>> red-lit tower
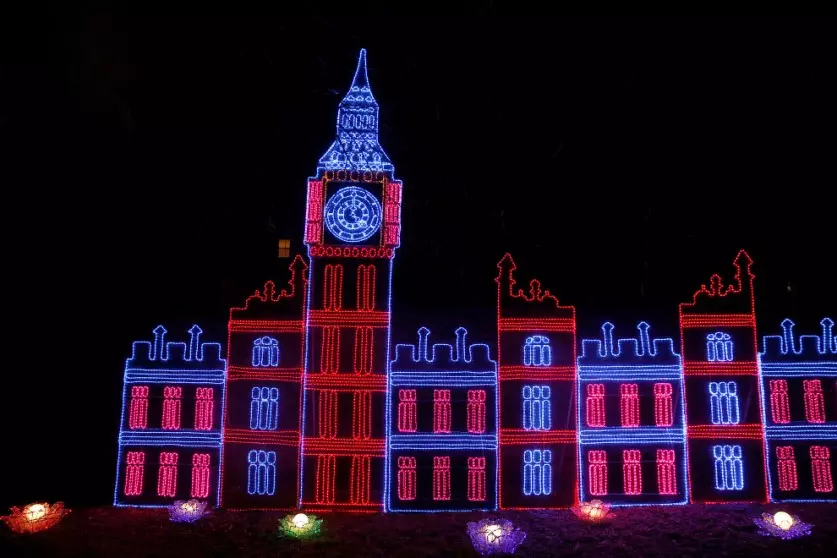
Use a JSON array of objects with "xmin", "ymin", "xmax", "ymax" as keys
[
  {"xmin": 300, "ymin": 49, "xmax": 403, "ymax": 512},
  {"xmin": 496, "ymin": 253, "xmax": 578, "ymax": 509},
  {"xmin": 679, "ymin": 250, "xmax": 767, "ymax": 503}
]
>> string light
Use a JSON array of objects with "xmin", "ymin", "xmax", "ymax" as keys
[
  {"xmin": 115, "ymin": 325, "xmax": 226, "ymax": 508},
  {"xmin": 578, "ymin": 321, "xmax": 688, "ymax": 505},
  {"xmin": 388, "ymin": 327, "xmax": 498, "ymax": 511},
  {"xmin": 496, "ymin": 252, "xmax": 577, "ymax": 510},
  {"xmin": 760, "ymin": 318, "xmax": 835, "ymax": 503},
  {"xmin": 679, "ymin": 250, "xmax": 767, "ymax": 504}
]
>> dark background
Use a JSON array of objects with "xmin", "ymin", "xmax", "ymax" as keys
[{"xmin": 4, "ymin": 14, "xmax": 834, "ymax": 509}]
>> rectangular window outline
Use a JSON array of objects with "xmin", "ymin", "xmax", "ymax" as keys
[
  {"xmin": 397, "ymin": 389, "xmax": 417, "ymax": 432},
  {"xmin": 467, "ymin": 456, "xmax": 487, "ymax": 501},
  {"xmin": 194, "ymin": 387, "xmax": 214, "ymax": 431},
  {"xmin": 654, "ymin": 383, "xmax": 673, "ymax": 427},
  {"xmin": 776, "ymin": 446, "xmax": 798, "ymax": 491},
  {"xmin": 712, "ymin": 444, "xmax": 744, "ymax": 491},
  {"xmin": 433, "ymin": 390, "xmax": 451, "ymax": 433},
  {"xmin": 190, "ymin": 453, "xmax": 211, "ymax": 498},
  {"xmin": 124, "ymin": 451, "xmax": 145, "ymax": 496},
  {"xmin": 769, "ymin": 379, "xmax": 791, "ymax": 424},
  {"xmin": 162, "ymin": 386, "xmax": 182, "ymax": 430},
  {"xmin": 397, "ymin": 456, "xmax": 417, "ymax": 501},
  {"xmin": 588, "ymin": 450, "xmax": 608, "ymax": 496},
  {"xmin": 128, "ymin": 386, "xmax": 149, "ymax": 430},
  {"xmin": 586, "ymin": 383, "xmax": 606, "ymax": 427},
  {"xmin": 620, "ymin": 384, "xmax": 640, "ymax": 427},
  {"xmin": 157, "ymin": 451, "xmax": 178, "ymax": 497},
  {"xmin": 467, "ymin": 390, "xmax": 487, "ymax": 434},
  {"xmin": 433, "ymin": 456, "xmax": 451, "ymax": 500}
]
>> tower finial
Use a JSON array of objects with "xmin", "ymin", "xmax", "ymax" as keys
[{"xmin": 349, "ymin": 48, "xmax": 371, "ymax": 94}]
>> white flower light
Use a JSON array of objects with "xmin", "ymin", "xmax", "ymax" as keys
[{"xmin": 291, "ymin": 513, "xmax": 309, "ymax": 529}]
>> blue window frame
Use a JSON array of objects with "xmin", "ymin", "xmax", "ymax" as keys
[
  {"xmin": 249, "ymin": 387, "xmax": 279, "ymax": 430},
  {"xmin": 252, "ymin": 336, "xmax": 280, "ymax": 367},
  {"xmin": 523, "ymin": 449, "xmax": 553, "ymax": 496},
  {"xmin": 523, "ymin": 335, "xmax": 552, "ymax": 366},
  {"xmin": 522, "ymin": 385, "xmax": 552, "ymax": 431},
  {"xmin": 247, "ymin": 450, "xmax": 277, "ymax": 495},
  {"xmin": 706, "ymin": 332, "xmax": 734, "ymax": 362},
  {"xmin": 709, "ymin": 381, "xmax": 740, "ymax": 425},
  {"xmin": 712, "ymin": 445, "xmax": 744, "ymax": 491}
]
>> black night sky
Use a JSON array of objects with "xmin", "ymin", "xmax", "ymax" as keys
[{"xmin": 5, "ymin": 15, "xmax": 835, "ymax": 508}]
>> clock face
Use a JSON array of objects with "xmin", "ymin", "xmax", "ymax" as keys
[{"xmin": 324, "ymin": 186, "xmax": 382, "ymax": 243}]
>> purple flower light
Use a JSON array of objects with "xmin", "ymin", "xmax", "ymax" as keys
[
  {"xmin": 753, "ymin": 512, "xmax": 812, "ymax": 540},
  {"xmin": 168, "ymin": 500, "xmax": 210, "ymax": 523},
  {"xmin": 467, "ymin": 518, "xmax": 526, "ymax": 555}
]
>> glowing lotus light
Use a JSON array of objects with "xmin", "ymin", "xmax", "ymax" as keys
[
  {"xmin": 753, "ymin": 511, "xmax": 812, "ymax": 540},
  {"xmin": 571, "ymin": 499, "xmax": 615, "ymax": 523},
  {"xmin": 772, "ymin": 511, "xmax": 793, "ymax": 530},
  {"xmin": 466, "ymin": 518, "xmax": 526, "ymax": 556},
  {"xmin": 279, "ymin": 513, "xmax": 323, "ymax": 539},
  {"xmin": 25, "ymin": 504, "xmax": 46, "ymax": 521},
  {"xmin": 167, "ymin": 500, "xmax": 210, "ymax": 523},
  {"xmin": 1, "ymin": 502, "xmax": 70, "ymax": 534}
]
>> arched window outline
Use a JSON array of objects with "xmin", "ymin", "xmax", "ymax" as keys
[
  {"xmin": 249, "ymin": 387, "xmax": 279, "ymax": 431},
  {"xmin": 251, "ymin": 336, "xmax": 280, "ymax": 368},
  {"xmin": 706, "ymin": 332, "xmax": 734, "ymax": 362},
  {"xmin": 522, "ymin": 448, "xmax": 553, "ymax": 496},
  {"xmin": 523, "ymin": 335, "xmax": 552, "ymax": 366},
  {"xmin": 712, "ymin": 444, "xmax": 744, "ymax": 491},
  {"xmin": 522, "ymin": 385, "xmax": 552, "ymax": 431},
  {"xmin": 247, "ymin": 450, "xmax": 276, "ymax": 496},
  {"xmin": 709, "ymin": 381, "xmax": 740, "ymax": 425}
]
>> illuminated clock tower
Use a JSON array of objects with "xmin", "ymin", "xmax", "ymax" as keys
[{"xmin": 300, "ymin": 49, "xmax": 402, "ymax": 511}]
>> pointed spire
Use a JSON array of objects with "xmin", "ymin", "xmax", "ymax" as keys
[
  {"xmin": 318, "ymin": 48, "xmax": 392, "ymax": 172},
  {"xmin": 346, "ymin": 48, "xmax": 373, "ymax": 100}
]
